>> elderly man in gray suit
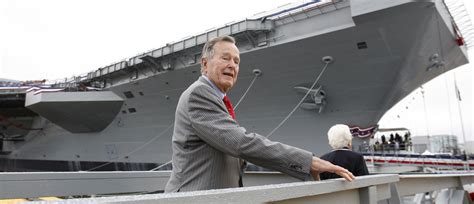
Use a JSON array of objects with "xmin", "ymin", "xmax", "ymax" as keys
[{"xmin": 165, "ymin": 36, "xmax": 354, "ymax": 192}]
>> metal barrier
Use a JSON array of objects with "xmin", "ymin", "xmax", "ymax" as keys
[
  {"xmin": 0, "ymin": 171, "xmax": 169, "ymax": 199},
  {"xmin": 1, "ymin": 171, "xmax": 473, "ymax": 203},
  {"xmin": 398, "ymin": 174, "xmax": 474, "ymax": 197}
]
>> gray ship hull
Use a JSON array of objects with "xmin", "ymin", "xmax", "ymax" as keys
[{"xmin": 0, "ymin": 0, "xmax": 469, "ymax": 171}]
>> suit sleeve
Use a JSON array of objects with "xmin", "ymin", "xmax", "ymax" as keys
[{"xmin": 187, "ymin": 84, "xmax": 313, "ymax": 180}]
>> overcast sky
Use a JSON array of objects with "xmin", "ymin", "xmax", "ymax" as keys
[{"xmin": 0, "ymin": 0, "xmax": 473, "ymax": 142}]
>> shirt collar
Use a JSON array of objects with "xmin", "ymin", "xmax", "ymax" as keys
[
  {"xmin": 202, "ymin": 75, "xmax": 225, "ymax": 99},
  {"xmin": 332, "ymin": 147, "xmax": 351, "ymax": 152}
]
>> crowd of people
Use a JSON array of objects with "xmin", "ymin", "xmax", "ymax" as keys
[{"xmin": 370, "ymin": 133, "xmax": 412, "ymax": 153}]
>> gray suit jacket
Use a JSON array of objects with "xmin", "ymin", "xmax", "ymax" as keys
[{"xmin": 165, "ymin": 77, "xmax": 313, "ymax": 192}]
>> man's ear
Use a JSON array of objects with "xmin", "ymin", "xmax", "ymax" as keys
[{"xmin": 201, "ymin": 58, "xmax": 208, "ymax": 74}]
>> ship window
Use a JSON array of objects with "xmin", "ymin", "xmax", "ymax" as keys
[
  {"xmin": 128, "ymin": 108, "xmax": 137, "ymax": 113},
  {"xmin": 357, "ymin": 42, "xmax": 368, "ymax": 49},
  {"xmin": 193, "ymin": 53, "xmax": 201, "ymax": 64},
  {"xmin": 122, "ymin": 110, "xmax": 127, "ymax": 114},
  {"xmin": 124, "ymin": 91, "xmax": 134, "ymax": 98}
]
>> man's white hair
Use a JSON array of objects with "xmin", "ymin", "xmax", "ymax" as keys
[{"xmin": 327, "ymin": 124, "xmax": 352, "ymax": 149}]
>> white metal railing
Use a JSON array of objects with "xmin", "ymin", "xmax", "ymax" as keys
[
  {"xmin": 0, "ymin": 171, "xmax": 170, "ymax": 199},
  {"xmin": 1, "ymin": 171, "xmax": 473, "ymax": 203},
  {"xmin": 55, "ymin": 174, "xmax": 398, "ymax": 204},
  {"xmin": 364, "ymin": 154, "xmax": 474, "ymax": 170},
  {"xmin": 397, "ymin": 173, "xmax": 474, "ymax": 197}
]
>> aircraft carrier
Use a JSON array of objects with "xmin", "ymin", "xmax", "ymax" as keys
[{"xmin": 0, "ymin": 0, "xmax": 470, "ymax": 171}]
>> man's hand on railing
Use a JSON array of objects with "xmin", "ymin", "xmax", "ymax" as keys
[{"xmin": 310, "ymin": 157, "xmax": 355, "ymax": 182}]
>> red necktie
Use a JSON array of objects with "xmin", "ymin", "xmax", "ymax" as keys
[
  {"xmin": 223, "ymin": 95, "xmax": 243, "ymax": 187},
  {"xmin": 223, "ymin": 95, "xmax": 236, "ymax": 119}
]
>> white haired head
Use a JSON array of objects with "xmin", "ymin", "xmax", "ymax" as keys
[{"xmin": 327, "ymin": 124, "xmax": 353, "ymax": 149}]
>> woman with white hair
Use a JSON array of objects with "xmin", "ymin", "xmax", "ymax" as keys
[{"xmin": 319, "ymin": 124, "xmax": 369, "ymax": 180}]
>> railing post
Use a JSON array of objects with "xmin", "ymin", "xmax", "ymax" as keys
[
  {"xmin": 388, "ymin": 183, "xmax": 402, "ymax": 204},
  {"xmin": 359, "ymin": 185, "xmax": 377, "ymax": 204},
  {"xmin": 435, "ymin": 188, "xmax": 472, "ymax": 204},
  {"xmin": 458, "ymin": 175, "xmax": 474, "ymax": 191}
]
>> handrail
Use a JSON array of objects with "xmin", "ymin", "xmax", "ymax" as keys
[
  {"xmin": 0, "ymin": 171, "xmax": 170, "ymax": 199},
  {"xmin": 12, "ymin": 174, "xmax": 398, "ymax": 203},
  {"xmin": 74, "ymin": 175, "xmax": 397, "ymax": 204},
  {"xmin": 1, "ymin": 172, "xmax": 473, "ymax": 203},
  {"xmin": 397, "ymin": 173, "xmax": 474, "ymax": 197}
]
